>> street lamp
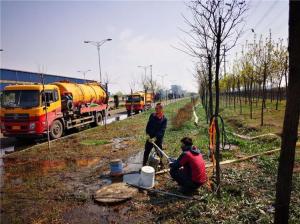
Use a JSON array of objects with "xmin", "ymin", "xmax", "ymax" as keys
[
  {"xmin": 77, "ymin": 69, "xmax": 91, "ymax": 83},
  {"xmin": 137, "ymin": 65, "xmax": 148, "ymax": 80},
  {"xmin": 137, "ymin": 64, "xmax": 153, "ymax": 89},
  {"xmin": 84, "ymin": 38, "xmax": 112, "ymax": 83},
  {"xmin": 158, "ymin": 74, "xmax": 168, "ymax": 102},
  {"xmin": 158, "ymin": 74, "xmax": 168, "ymax": 89}
]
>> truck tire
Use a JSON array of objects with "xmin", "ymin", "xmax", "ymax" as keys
[
  {"xmin": 50, "ymin": 120, "xmax": 63, "ymax": 139},
  {"xmin": 127, "ymin": 110, "xmax": 131, "ymax": 117},
  {"xmin": 92, "ymin": 112, "xmax": 103, "ymax": 127}
]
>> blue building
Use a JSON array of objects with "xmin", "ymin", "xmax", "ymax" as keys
[{"xmin": 0, "ymin": 68, "xmax": 96, "ymax": 91}]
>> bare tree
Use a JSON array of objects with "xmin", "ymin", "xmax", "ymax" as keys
[{"xmin": 180, "ymin": 0, "xmax": 247, "ymax": 197}]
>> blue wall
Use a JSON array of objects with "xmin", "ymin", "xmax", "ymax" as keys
[{"xmin": 0, "ymin": 68, "xmax": 96, "ymax": 91}]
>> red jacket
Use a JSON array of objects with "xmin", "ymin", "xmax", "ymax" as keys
[{"xmin": 171, "ymin": 146, "xmax": 207, "ymax": 184}]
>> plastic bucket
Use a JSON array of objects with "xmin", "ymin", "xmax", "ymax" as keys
[
  {"xmin": 110, "ymin": 159, "xmax": 123, "ymax": 176},
  {"xmin": 140, "ymin": 166, "xmax": 155, "ymax": 188}
]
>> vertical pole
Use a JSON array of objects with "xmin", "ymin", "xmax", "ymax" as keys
[
  {"xmin": 130, "ymin": 88, "xmax": 133, "ymax": 116},
  {"xmin": 104, "ymin": 82, "xmax": 108, "ymax": 129},
  {"xmin": 97, "ymin": 45, "xmax": 102, "ymax": 83},
  {"xmin": 41, "ymin": 74, "xmax": 50, "ymax": 151}
]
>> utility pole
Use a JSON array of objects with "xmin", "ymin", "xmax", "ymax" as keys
[
  {"xmin": 158, "ymin": 74, "xmax": 168, "ymax": 102},
  {"xmin": 77, "ymin": 70, "xmax": 91, "ymax": 83},
  {"xmin": 84, "ymin": 39, "xmax": 112, "ymax": 83},
  {"xmin": 41, "ymin": 73, "xmax": 50, "ymax": 151}
]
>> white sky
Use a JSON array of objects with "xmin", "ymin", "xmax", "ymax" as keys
[{"xmin": 0, "ymin": 0, "xmax": 289, "ymax": 94}]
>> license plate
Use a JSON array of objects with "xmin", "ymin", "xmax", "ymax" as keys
[{"xmin": 12, "ymin": 126, "xmax": 21, "ymax": 130}]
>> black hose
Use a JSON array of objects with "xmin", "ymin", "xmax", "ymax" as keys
[{"xmin": 209, "ymin": 114, "xmax": 231, "ymax": 152}]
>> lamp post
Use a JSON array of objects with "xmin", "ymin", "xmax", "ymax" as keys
[
  {"xmin": 158, "ymin": 74, "xmax": 168, "ymax": 102},
  {"xmin": 77, "ymin": 70, "xmax": 91, "ymax": 83},
  {"xmin": 84, "ymin": 39, "xmax": 112, "ymax": 83}
]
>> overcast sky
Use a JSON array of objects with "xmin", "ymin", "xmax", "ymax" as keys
[{"xmin": 0, "ymin": 0, "xmax": 288, "ymax": 94}]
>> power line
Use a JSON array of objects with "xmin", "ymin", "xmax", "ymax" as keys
[
  {"xmin": 252, "ymin": 0, "xmax": 280, "ymax": 32},
  {"xmin": 259, "ymin": 3, "xmax": 288, "ymax": 34}
]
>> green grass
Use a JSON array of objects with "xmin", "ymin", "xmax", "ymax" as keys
[
  {"xmin": 80, "ymin": 139, "xmax": 110, "ymax": 146},
  {"xmin": 155, "ymin": 101, "xmax": 300, "ymax": 224}
]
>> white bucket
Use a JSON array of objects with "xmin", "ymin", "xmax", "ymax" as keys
[{"xmin": 140, "ymin": 166, "xmax": 155, "ymax": 188}]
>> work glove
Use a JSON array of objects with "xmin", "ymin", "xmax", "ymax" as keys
[
  {"xmin": 168, "ymin": 157, "xmax": 176, "ymax": 164},
  {"xmin": 148, "ymin": 138, "xmax": 156, "ymax": 143}
]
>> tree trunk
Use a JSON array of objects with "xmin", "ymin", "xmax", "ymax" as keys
[
  {"xmin": 261, "ymin": 63, "xmax": 267, "ymax": 126},
  {"xmin": 208, "ymin": 55, "xmax": 213, "ymax": 120},
  {"xmin": 249, "ymin": 77, "xmax": 253, "ymax": 119},
  {"xmin": 284, "ymin": 55, "xmax": 289, "ymax": 100},
  {"xmin": 238, "ymin": 79, "xmax": 242, "ymax": 114},
  {"xmin": 275, "ymin": 1, "xmax": 300, "ymax": 222},
  {"xmin": 276, "ymin": 74, "xmax": 283, "ymax": 110},
  {"xmin": 233, "ymin": 82, "xmax": 236, "ymax": 111},
  {"xmin": 214, "ymin": 17, "xmax": 222, "ymax": 198},
  {"xmin": 205, "ymin": 88, "xmax": 209, "ymax": 124}
]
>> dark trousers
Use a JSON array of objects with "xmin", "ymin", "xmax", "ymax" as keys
[
  {"xmin": 170, "ymin": 168, "xmax": 201, "ymax": 192},
  {"xmin": 143, "ymin": 138, "xmax": 163, "ymax": 166}
]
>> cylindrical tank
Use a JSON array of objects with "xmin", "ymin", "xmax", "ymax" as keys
[{"xmin": 54, "ymin": 82, "xmax": 107, "ymax": 106}]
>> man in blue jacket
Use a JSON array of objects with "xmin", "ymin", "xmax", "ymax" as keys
[{"xmin": 143, "ymin": 103, "xmax": 167, "ymax": 166}]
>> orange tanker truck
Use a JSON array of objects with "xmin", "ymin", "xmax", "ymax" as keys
[
  {"xmin": 0, "ymin": 81, "xmax": 108, "ymax": 139},
  {"xmin": 125, "ymin": 91, "xmax": 154, "ymax": 116}
]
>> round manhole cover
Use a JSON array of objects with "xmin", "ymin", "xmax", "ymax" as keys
[{"xmin": 94, "ymin": 182, "xmax": 138, "ymax": 204}]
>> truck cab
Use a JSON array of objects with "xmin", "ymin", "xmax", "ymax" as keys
[
  {"xmin": 125, "ymin": 92, "xmax": 153, "ymax": 116},
  {"xmin": 0, "ymin": 84, "xmax": 62, "ymax": 138}
]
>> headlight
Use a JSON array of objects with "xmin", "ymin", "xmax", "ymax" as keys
[{"xmin": 29, "ymin": 122, "xmax": 36, "ymax": 130}]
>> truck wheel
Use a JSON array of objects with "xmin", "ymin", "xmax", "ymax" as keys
[
  {"xmin": 92, "ymin": 112, "xmax": 103, "ymax": 127},
  {"xmin": 127, "ymin": 110, "xmax": 131, "ymax": 117},
  {"xmin": 134, "ymin": 110, "xmax": 139, "ymax": 114},
  {"xmin": 50, "ymin": 120, "xmax": 63, "ymax": 139}
]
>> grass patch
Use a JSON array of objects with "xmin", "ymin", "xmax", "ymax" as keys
[{"xmin": 80, "ymin": 139, "xmax": 110, "ymax": 146}]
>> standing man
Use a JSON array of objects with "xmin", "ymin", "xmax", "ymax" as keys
[
  {"xmin": 143, "ymin": 103, "xmax": 167, "ymax": 166},
  {"xmin": 169, "ymin": 137, "xmax": 207, "ymax": 192}
]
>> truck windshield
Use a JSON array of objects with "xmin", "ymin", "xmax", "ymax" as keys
[
  {"xmin": 1, "ymin": 90, "xmax": 40, "ymax": 108},
  {"xmin": 126, "ymin": 95, "xmax": 141, "ymax": 103}
]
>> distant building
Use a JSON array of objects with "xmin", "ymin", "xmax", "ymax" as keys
[{"xmin": 0, "ymin": 68, "xmax": 96, "ymax": 91}]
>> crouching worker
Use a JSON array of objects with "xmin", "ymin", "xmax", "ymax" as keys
[{"xmin": 169, "ymin": 137, "xmax": 207, "ymax": 192}]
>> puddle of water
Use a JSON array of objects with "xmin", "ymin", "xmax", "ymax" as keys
[
  {"xmin": 123, "ymin": 151, "xmax": 143, "ymax": 173},
  {"xmin": 122, "ymin": 173, "xmax": 141, "ymax": 186},
  {"xmin": 106, "ymin": 114, "xmax": 128, "ymax": 125},
  {"xmin": 98, "ymin": 151, "xmax": 144, "ymax": 187}
]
